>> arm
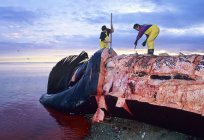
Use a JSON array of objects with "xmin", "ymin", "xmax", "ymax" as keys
[
  {"xmin": 134, "ymin": 32, "xmax": 142, "ymax": 47},
  {"xmin": 135, "ymin": 27, "xmax": 145, "ymax": 42},
  {"xmin": 100, "ymin": 32, "xmax": 111, "ymax": 43},
  {"xmin": 103, "ymin": 40, "xmax": 111, "ymax": 43},
  {"xmin": 134, "ymin": 27, "xmax": 145, "ymax": 46},
  {"xmin": 106, "ymin": 29, "xmax": 113, "ymax": 43},
  {"xmin": 135, "ymin": 25, "xmax": 152, "ymax": 45}
]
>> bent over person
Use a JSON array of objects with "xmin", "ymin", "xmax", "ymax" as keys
[
  {"xmin": 99, "ymin": 24, "xmax": 114, "ymax": 49},
  {"xmin": 133, "ymin": 24, "xmax": 160, "ymax": 55}
]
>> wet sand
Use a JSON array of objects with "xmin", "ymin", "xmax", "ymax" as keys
[{"xmin": 85, "ymin": 115, "xmax": 202, "ymax": 140}]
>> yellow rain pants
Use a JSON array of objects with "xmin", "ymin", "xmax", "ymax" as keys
[
  {"xmin": 145, "ymin": 25, "xmax": 160, "ymax": 49},
  {"xmin": 99, "ymin": 32, "xmax": 109, "ymax": 49}
]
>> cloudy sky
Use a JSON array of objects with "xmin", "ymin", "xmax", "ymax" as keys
[{"xmin": 0, "ymin": 0, "xmax": 204, "ymax": 62}]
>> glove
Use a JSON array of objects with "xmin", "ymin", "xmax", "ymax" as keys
[{"xmin": 142, "ymin": 41, "xmax": 146, "ymax": 46}]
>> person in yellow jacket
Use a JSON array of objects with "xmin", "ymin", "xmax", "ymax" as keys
[
  {"xmin": 133, "ymin": 24, "xmax": 160, "ymax": 55},
  {"xmin": 99, "ymin": 24, "xmax": 114, "ymax": 49}
]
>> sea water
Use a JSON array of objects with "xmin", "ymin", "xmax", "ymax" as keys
[{"xmin": 0, "ymin": 62, "xmax": 89, "ymax": 140}]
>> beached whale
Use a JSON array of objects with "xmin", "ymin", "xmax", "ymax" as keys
[{"xmin": 40, "ymin": 48, "xmax": 204, "ymax": 137}]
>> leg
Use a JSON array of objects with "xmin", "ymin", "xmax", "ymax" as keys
[
  {"xmin": 146, "ymin": 27, "xmax": 160, "ymax": 50},
  {"xmin": 147, "ymin": 39, "xmax": 154, "ymax": 50}
]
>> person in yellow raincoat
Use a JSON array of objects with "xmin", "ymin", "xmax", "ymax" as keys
[
  {"xmin": 133, "ymin": 24, "xmax": 160, "ymax": 55},
  {"xmin": 99, "ymin": 24, "xmax": 114, "ymax": 49}
]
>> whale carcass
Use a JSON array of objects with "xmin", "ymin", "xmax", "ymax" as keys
[{"xmin": 40, "ymin": 48, "xmax": 204, "ymax": 137}]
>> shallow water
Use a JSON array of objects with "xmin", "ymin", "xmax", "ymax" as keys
[{"xmin": 0, "ymin": 62, "xmax": 90, "ymax": 140}]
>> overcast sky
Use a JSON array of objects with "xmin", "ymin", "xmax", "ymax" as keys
[{"xmin": 0, "ymin": 0, "xmax": 204, "ymax": 62}]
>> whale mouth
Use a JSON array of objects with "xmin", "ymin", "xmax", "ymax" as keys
[{"xmin": 47, "ymin": 51, "xmax": 89, "ymax": 95}]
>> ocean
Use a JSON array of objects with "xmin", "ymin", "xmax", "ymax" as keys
[{"xmin": 0, "ymin": 62, "xmax": 90, "ymax": 140}]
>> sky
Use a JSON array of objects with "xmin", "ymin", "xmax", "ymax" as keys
[{"xmin": 0, "ymin": 0, "xmax": 204, "ymax": 62}]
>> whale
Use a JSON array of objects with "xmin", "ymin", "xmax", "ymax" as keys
[{"xmin": 40, "ymin": 48, "xmax": 204, "ymax": 137}]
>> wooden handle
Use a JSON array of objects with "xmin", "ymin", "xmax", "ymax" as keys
[{"xmin": 110, "ymin": 13, "xmax": 112, "ymax": 49}]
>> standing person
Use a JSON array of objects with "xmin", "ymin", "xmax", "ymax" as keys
[
  {"xmin": 99, "ymin": 24, "xmax": 114, "ymax": 49},
  {"xmin": 133, "ymin": 24, "xmax": 160, "ymax": 55}
]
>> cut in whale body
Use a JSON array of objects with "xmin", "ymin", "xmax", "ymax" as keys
[{"xmin": 40, "ymin": 48, "xmax": 204, "ymax": 137}]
